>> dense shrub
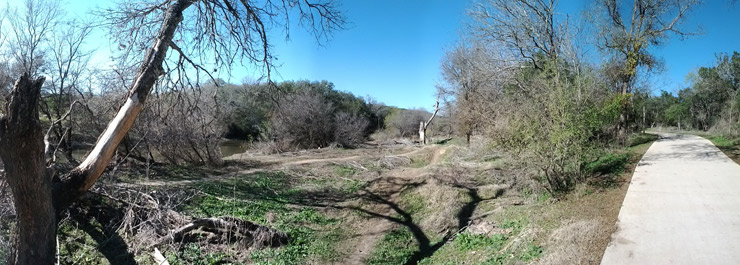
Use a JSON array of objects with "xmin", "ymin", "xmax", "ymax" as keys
[
  {"xmin": 144, "ymin": 87, "xmax": 227, "ymax": 166},
  {"xmin": 487, "ymin": 59, "xmax": 622, "ymax": 192},
  {"xmin": 219, "ymin": 83, "xmax": 272, "ymax": 141},
  {"xmin": 334, "ymin": 112, "xmax": 370, "ymax": 148},
  {"xmin": 270, "ymin": 90, "xmax": 336, "ymax": 150},
  {"xmin": 384, "ymin": 108, "xmax": 429, "ymax": 138},
  {"xmin": 216, "ymin": 80, "xmax": 383, "ymax": 151}
]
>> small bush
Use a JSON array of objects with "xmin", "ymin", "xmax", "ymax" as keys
[
  {"xmin": 583, "ymin": 153, "xmax": 629, "ymax": 176},
  {"xmin": 708, "ymin": 135, "xmax": 738, "ymax": 149},
  {"xmin": 627, "ymin": 133, "xmax": 658, "ymax": 147}
]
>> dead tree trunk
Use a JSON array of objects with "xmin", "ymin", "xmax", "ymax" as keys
[
  {"xmin": 0, "ymin": 1, "xmax": 194, "ymax": 264},
  {"xmin": 0, "ymin": 74, "xmax": 56, "ymax": 265},
  {"xmin": 418, "ymin": 95, "xmax": 440, "ymax": 145}
]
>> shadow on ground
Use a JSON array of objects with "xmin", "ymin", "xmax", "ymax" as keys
[{"xmin": 347, "ymin": 176, "xmax": 497, "ymax": 265}]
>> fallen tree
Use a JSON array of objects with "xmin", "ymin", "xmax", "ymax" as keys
[{"xmin": 88, "ymin": 185, "xmax": 289, "ymax": 248}]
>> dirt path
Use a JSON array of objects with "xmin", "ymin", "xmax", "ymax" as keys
[
  {"xmin": 131, "ymin": 146, "xmax": 437, "ymax": 187},
  {"xmin": 601, "ymin": 133, "xmax": 740, "ymax": 264},
  {"xmin": 131, "ymin": 154, "xmax": 366, "ymax": 187},
  {"xmin": 123, "ymin": 145, "xmax": 448, "ymax": 264},
  {"xmin": 341, "ymin": 146, "xmax": 447, "ymax": 264}
]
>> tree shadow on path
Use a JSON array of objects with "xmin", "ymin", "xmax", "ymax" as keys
[{"xmin": 350, "ymin": 181, "xmax": 494, "ymax": 265}]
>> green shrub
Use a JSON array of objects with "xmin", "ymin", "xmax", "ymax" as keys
[
  {"xmin": 333, "ymin": 164, "xmax": 356, "ymax": 177},
  {"xmin": 583, "ymin": 153, "xmax": 629, "ymax": 176},
  {"xmin": 709, "ymin": 135, "xmax": 738, "ymax": 149},
  {"xmin": 489, "ymin": 58, "xmax": 623, "ymax": 193},
  {"xmin": 482, "ymin": 253, "xmax": 509, "ymax": 265},
  {"xmin": 168, "ymin": 244, "xmax": 227, "ymax": 265},
  {"xmin": 501, "ymin": 218, "xmax": 527, "ymax": 233},
  {"xmin": 627, "ymin": 133, "xmax": 658, "ymax": 147}
]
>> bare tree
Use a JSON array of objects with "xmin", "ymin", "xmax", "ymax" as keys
[
  {"xmin": 334, "ymin": 112, "xmax": 369, "ymax": 148},
  {"xmin": 593, "ymin": 0, "xmax": 700, "ymax": 95},
  {"xmin": 442, "ymin": 45, "xmax": 474, "ymax": 144},
  {"xmin": 0, "ymin": 11, "xmax": 11, "ymax": 102},
  {"xmin": 469, "ymin": 0, "xmax": 565, "ymax": 69},
  {"xmin": 0, "ymin": 74, "xmax": 54, "ymax": 265},
  {"xmin": 145, "ymin": 86, "xmax": 227, "ymax": 166},
  {"xmin": 0, "ymin": 0, "xmax": 344, "ymax": 263},
  {"xmin": 7, "ymin": 0, "xmax": 62, "ymax": 76},
  {"xmin": 41, "ymin": 20, "xmax": 94, "ymax": 164},
  {"xmin": 592, "ymin": 0, "xmax": 701, "ymax": 138},
  {"xmin": 441, "ymin": 40, "xmax": 514, "ymax": 144}
]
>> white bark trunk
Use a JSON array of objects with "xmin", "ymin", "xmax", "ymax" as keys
[
  {"xmin": 418, "ymin": 94, "xmax": 440, "ymax": 145},
  {"xmin": 75, "ymin": 94, "xmax": 143, "ymax": 191}
]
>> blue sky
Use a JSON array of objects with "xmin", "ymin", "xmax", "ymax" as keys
[
  {"xmin": 235, "ymin": 0, "xmax": 472, "ymax": 110},
  {"xmin": 234, "ymin": 0, "xmax": 740, "ymax": 109},
  {"xmin": 650, "ymin": 0, "xmax": 740, "ymax": 92},
  {"xmin": 36, "ymin": 0, "xmax": 740, "ymax": 110}
]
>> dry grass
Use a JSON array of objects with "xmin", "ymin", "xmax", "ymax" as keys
[
  {"xmin": 523, "ymin": 141, "xmax": 652, "ymax": 264},
  {"xmin": 537, "ymin": 220, "xmax": 602, "ymax": 265},
  {"xmin": 404, "ymin": 178, "xmax": 470, "ymax": 235}
]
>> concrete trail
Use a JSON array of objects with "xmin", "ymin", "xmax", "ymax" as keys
[{"xmin": 601, "ymin": 133, "xmax": 740, "ymax": 265}]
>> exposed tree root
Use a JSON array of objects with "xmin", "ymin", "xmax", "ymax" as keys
[{"xmin": 155, "ymin": 216, "xmax": 288, "ymax": 248}]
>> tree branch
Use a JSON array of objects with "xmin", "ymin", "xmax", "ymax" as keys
[{"xmin": 52, "ymin": 0, "xmax": 196, "ymax": 215}]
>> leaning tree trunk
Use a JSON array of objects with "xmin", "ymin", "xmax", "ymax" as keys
[
  {"xmin": 1, "ymin": 1, "xmax": 194, "ymax": 264},
  {"xmin": 0, "ymin": 74, "xmax": 55, "ymax": 265},
  {"xmin": 52, "ymin": 0, "xmax": 194, "ymax": 216}
]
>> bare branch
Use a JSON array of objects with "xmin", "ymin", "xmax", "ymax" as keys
[{"xmin": 43, "ymin": 100, "xmax": 80, "ymax": 162}]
